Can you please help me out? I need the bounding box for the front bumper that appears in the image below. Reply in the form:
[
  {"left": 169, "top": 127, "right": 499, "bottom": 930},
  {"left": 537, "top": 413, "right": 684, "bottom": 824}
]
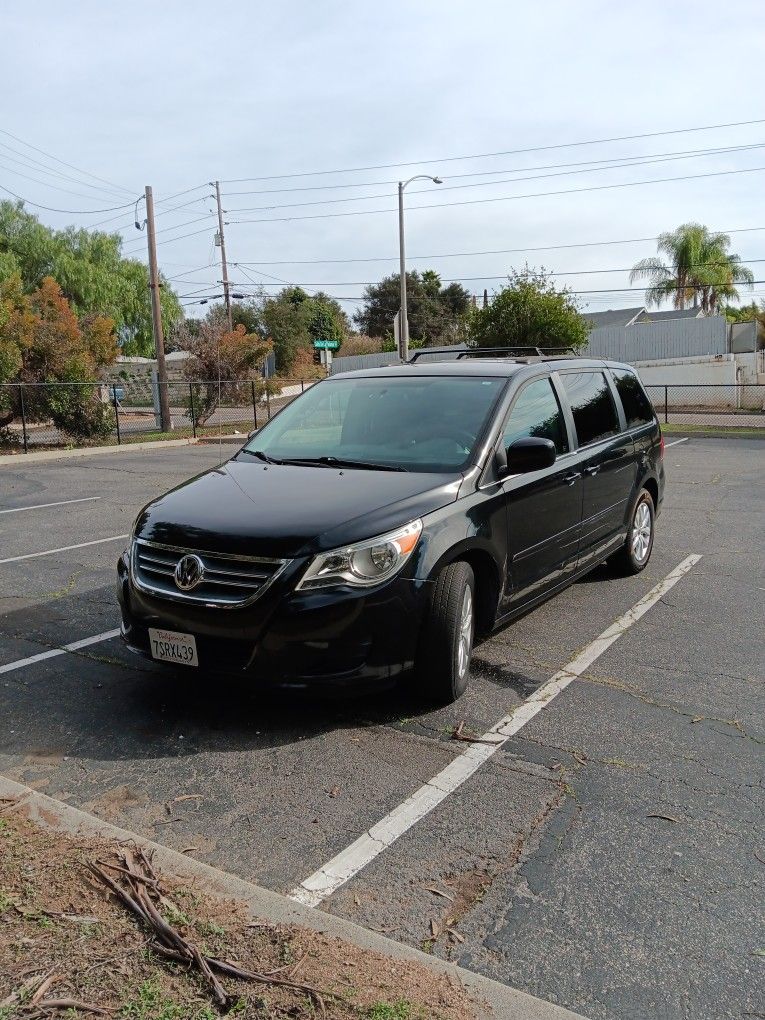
[{"left": 117, "top": 550, "right": 429, "bottom": 688}]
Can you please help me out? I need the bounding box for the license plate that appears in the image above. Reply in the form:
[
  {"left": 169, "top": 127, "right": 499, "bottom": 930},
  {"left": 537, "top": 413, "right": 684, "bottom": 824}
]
[{"left": 148, "top": 627, "right": 198, "bottom": 667}]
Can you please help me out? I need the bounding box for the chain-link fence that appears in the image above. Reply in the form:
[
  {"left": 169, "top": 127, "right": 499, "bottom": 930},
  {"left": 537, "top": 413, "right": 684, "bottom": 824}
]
[
  {"left": 644, "top": 384, "right": 765, "bottom": 429},
  {"left": 0, "top": 378, "right": 320, "bottom": 452},
  {"left": 2, "top": 379, "right": 763, "bottom": 453}
]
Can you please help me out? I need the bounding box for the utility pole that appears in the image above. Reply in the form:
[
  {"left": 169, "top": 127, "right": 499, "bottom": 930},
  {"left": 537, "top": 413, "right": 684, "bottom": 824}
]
[
  {"left": 214, "top": 181, "right": 232, "bottom": 330},
  {"left": 144, "top": 185, "right": 172, "bottom": 432}
]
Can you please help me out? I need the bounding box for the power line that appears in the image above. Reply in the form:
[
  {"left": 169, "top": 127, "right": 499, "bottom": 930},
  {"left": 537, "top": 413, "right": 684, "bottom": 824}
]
[
  {"left": 0, "top": 126, "right": 133, "bottom": 195},
  {"left": 220, "top": 142, "right": 765, "bottom": 197},
  {"left": 121, "top": 213, "right": 217, "bottom": 254},
  {"left": 90, "top": 194, "right": 212, "bottom": 231},
  {"left": 123, "top": 223, "right": 216, "bottom": 253},
  {"left": 218, "top": 117, "right": 765, "bottom": 184},
  {"left": 0, "top": 141, "right": 131, "bottom": 200},
  {"left": 154, "top": 183, "right": 211, "bottom": 206},
  {"left": 231, "top": 226, "right": 765, "bottom": 267},
  {"left": 229, "top": 278, "right": 764, "bottom": 295},
  {"left": 224, "top": 257, "right": 765, "bottom": 288},
  {"left": 0, "top": 158, "right": 138, "bottom": 203},
  {"left": 0, "top": 182, "right": 136, "bottom": 215},
  {"left": 222, "top": 144, "right": 765, "bottom": 214},
  {"left": 226, "top": 165, "right": 765, "bottom": 226}
]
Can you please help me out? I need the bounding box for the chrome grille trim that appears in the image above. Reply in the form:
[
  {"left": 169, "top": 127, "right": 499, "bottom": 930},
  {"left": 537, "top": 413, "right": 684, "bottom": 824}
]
[{"left": 131, "top": 538, "right": 289, "bottom": 608}]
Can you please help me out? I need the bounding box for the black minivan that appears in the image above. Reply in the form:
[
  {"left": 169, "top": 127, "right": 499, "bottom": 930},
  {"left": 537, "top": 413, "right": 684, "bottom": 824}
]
[{"left": 118, "top": 353, "right": 664, "bottom": 703}]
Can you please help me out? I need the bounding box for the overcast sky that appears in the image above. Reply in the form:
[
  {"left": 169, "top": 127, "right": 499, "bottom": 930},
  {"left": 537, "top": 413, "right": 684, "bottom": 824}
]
[{"left": 3, "top": 0, "right": 765, "bottom": 321}]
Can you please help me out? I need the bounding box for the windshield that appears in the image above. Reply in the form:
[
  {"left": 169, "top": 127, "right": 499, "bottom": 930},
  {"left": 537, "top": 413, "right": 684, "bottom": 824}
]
[{"left": 242, "top": 375, "right": 507, "bottom": 472}]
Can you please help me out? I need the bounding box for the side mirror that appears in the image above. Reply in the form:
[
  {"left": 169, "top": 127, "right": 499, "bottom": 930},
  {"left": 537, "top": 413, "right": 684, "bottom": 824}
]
[{"left": 502, "top": 437, "right": 556, "bottom": 475}]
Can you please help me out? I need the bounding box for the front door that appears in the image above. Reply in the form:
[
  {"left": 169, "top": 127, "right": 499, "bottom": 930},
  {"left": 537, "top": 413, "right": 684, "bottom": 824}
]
[
  {"left": 558, "top": 370, "right": 632, "bottom": 569},
  {"left": 501, "top": 377, "right": 583, "bottom": 607}
]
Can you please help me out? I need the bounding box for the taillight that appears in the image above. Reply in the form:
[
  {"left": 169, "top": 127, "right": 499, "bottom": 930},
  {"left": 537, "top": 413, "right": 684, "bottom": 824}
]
[{"left": 659, "top": 434, "right": 665, "bottom": 459}]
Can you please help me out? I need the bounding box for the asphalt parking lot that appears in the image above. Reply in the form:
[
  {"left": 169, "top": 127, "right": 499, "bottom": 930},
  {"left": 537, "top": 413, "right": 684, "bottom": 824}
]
[{"left": 0, "top": 438, "right": 763, "bottom": 1020}]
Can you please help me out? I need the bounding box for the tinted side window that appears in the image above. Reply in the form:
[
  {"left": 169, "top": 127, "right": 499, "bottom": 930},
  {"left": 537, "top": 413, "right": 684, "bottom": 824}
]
[
  {"left": 503, "top": 378, "right": 569, "bottom": 455},
  {"left": 561, "top": 372, "right": 619, "bottom": 447},
  {"left": 612, "top": 369, "right": 655, "bottom": 428}
]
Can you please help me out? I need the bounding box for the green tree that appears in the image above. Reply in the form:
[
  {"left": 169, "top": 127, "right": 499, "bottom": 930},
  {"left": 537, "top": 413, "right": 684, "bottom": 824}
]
[
  {"left": 0, "top": 200, "right": 182, "bottom": 356},
  {"left": 630, "top": 223, "right": 754, "bottom": 314},
  {"left": 231, "top": 287, "right": 348, "bottom": 373},
  {"left": 354, "top": 270, "right": 471, "bottom": 346},
  {"left": 468, "top": 268, "right": 590, "bottom": 351}
]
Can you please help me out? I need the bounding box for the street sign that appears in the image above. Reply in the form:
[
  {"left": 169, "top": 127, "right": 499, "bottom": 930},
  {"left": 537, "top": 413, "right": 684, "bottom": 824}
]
[{"left": 312, "top": 339, "right": 340, "bottom": 350}]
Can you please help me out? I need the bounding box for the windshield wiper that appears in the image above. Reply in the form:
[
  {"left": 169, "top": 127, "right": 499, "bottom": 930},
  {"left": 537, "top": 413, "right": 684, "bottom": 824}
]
[
  {"left": 280, "top": 456, "right": 407, "bottom": 472},
  {"left": 241, "top": 449, "right": 283, "bottom": 465}
]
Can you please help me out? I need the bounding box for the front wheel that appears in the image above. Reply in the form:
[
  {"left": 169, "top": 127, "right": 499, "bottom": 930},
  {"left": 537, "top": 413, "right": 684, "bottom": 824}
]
[
  {"left": 414, "top": 561, "right": 475, "bottom": 705},
  {"left": 611, "top": 488, "right": 655, "bottom": 575}
]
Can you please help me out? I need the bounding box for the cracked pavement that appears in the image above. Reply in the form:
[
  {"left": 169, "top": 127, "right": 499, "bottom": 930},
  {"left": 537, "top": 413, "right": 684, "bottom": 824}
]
[{"left": 0, "top": 438, "right": 763, "bottom": 1019}]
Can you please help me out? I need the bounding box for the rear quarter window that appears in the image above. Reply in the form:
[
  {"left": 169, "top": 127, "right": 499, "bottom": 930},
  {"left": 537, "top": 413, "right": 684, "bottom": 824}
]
[
  {"left": 612, "top": 369, "right": 656, "bottom": 428},
  {"left": 560, "top": 371, "right": 620, "bottom": 447}
]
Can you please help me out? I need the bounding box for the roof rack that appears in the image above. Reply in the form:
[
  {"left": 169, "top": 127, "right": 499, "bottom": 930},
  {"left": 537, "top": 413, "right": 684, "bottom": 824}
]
[
  {"left": 406, "top": 346, "right": 579, "bottom": 364},
  {"left": 455, "top": 346, "right": 578, "bottom": 360}
]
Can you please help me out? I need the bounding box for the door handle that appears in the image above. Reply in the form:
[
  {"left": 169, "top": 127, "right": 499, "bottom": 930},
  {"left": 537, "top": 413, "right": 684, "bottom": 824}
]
[
  {"left": 563, "top": 471, "right": 581, "bottom": 485},
  {"left": 583, "top": 465, "right": 600, "bottom": 476}
]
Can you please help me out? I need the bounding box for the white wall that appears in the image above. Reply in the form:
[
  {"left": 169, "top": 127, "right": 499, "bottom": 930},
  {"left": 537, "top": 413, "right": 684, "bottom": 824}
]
[
  {"left": 632, "top": 354, "right": 737, "bottom": 386},
  {"left": 632, "top": 354, "right": 764, "bottom": 410}
]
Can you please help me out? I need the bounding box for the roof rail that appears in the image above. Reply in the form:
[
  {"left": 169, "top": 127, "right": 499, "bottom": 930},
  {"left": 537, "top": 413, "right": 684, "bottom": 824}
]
[
  {"left": 406, "top": 345, "right": 579, "bottom": 364},
  {"left": 454, "top": 346, "right": 578, "bottom": 360}
]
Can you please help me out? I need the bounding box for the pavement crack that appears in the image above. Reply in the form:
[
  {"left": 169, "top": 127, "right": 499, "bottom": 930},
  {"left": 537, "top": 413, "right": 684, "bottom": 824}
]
[{"left": 578, "top": 672, "right": 764, "bottom": 745}]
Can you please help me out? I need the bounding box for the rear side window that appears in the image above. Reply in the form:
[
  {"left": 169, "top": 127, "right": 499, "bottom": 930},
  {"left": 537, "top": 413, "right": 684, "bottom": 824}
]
[
  {"left": 612, "top": 369, "right": 655, "bottom": 428},
  {"left": 561, "top": 371, "right": 619, "bottom": 447},
  {"left": 502, "top": 378, "right": 569, "bottom": 455}
]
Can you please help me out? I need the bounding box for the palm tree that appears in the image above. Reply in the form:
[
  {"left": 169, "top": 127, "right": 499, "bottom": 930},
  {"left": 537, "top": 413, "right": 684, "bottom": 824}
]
[{"left": 630, "top": 223, "right": 754, "bottom": 313}]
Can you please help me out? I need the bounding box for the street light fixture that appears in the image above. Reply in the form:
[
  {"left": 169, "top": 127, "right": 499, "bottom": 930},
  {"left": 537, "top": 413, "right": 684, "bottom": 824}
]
[{"left": 398, "top": 174, "right": 442, "bottom": 362}]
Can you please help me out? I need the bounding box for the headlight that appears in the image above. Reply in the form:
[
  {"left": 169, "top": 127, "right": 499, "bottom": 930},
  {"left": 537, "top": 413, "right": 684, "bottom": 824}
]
[{"left": 296, "top": 519, "right": 423, "bottom": 590}]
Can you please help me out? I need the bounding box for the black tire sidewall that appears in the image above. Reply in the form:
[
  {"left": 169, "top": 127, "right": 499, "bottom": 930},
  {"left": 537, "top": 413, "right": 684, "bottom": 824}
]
[{"left": 416, "top": 560, "right": 475, "bottom": 704}]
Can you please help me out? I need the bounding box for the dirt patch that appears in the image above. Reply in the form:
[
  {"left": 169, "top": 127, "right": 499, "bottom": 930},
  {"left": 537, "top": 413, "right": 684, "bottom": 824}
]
[{"left": 0, "top": 807, "right": 476, "bottom": 1019}]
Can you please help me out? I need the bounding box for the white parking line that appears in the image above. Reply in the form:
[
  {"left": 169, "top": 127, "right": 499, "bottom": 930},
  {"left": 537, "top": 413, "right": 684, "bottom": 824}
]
[
  {"left": 0, "top": 497, "right": 101, "bottom": 515},
  {"left": 0, "top": 628, "right": 121, "bottom": 676},
  {"left": 0, "top": 535, "right": 128, "bottom": 565},
  {"left": 289, "top": 553, "right": 702, "bottom": 907},
  {"left": 664, "top": 438, "right": 689, "bottom": 448}
]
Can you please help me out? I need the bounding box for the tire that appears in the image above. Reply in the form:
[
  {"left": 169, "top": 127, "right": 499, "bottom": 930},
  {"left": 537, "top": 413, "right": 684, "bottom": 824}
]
[
  {"left": 610, "top": 488, "right": 655, "bottom": 575},
  {"left": 415, "top": 561, "right": 475, "bottom": 705}
]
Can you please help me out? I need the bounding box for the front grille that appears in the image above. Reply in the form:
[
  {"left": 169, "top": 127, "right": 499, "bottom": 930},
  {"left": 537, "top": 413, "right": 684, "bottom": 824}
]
[{"left": 132, "top": 539, "right": 288, "bottom": 608}]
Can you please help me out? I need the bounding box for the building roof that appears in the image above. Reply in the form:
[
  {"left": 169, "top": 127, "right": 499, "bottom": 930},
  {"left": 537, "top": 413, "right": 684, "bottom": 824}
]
[
  {"left": 583, "top": 307, "right": 645, "bottom": 328},
  {"left": 637, "top": 308, "right": 704, "bottom": 322}
]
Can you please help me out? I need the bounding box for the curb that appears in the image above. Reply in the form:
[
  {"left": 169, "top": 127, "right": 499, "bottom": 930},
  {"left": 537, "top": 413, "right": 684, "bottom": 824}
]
[
  {"left": 0, "top": 775, "right": 586, "bottom": 1020},
  {"left": 0, "top": 437, "right": 199, "bottom": 466}
]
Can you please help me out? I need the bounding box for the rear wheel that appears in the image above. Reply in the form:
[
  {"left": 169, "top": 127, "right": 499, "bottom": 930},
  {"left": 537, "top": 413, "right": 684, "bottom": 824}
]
[
  {"left": 415, "top": 561, "right": 475, "bottom": 705},
  {"left": 610, "top": 488, "right": 655, "bottom": 574}
]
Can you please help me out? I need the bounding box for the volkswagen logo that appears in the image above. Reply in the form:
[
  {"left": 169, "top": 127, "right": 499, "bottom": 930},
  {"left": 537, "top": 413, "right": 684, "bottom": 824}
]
[{"left": 174, "top": 554, "right": 205, "bottom": 591}]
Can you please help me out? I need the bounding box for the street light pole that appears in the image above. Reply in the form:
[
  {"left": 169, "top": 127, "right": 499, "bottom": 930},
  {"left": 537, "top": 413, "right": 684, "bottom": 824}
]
[
  {"left": 397, "top": 174, "right": 442, "bottom": 362},
  {"left": 398, "top": 182, "right": 407, "bottom": 363}
]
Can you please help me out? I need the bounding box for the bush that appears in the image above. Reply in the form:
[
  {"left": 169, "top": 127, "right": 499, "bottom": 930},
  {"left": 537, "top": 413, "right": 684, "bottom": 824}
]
[{"left": 47, "top": 384, "right": 115, "bottom": 441}]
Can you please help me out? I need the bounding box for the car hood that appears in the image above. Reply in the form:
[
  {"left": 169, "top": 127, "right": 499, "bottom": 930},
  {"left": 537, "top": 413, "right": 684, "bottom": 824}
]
[{"left": 133, "top": 458, "right": 462, "bottom": 558}]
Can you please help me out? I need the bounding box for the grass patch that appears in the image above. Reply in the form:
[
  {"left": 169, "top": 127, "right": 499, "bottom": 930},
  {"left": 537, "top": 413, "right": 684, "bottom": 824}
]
[
  {"left": 366, "top": 1001, "right": 423, "bottom": 1020},
  {"left": 119, "top": 979, "right": 218, "bottom": 1020},
  {"left": 662, "top": 422, "right": 765, "bottom": 437}
]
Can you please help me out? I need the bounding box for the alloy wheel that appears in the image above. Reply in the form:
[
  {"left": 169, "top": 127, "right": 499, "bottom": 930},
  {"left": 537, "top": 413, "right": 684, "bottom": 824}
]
[
  {"left": 632, "top": 500, "right": 652, "bottom": 563},
  {"left": 457, "top": 586, "right": 474, "bottom": 679}
]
